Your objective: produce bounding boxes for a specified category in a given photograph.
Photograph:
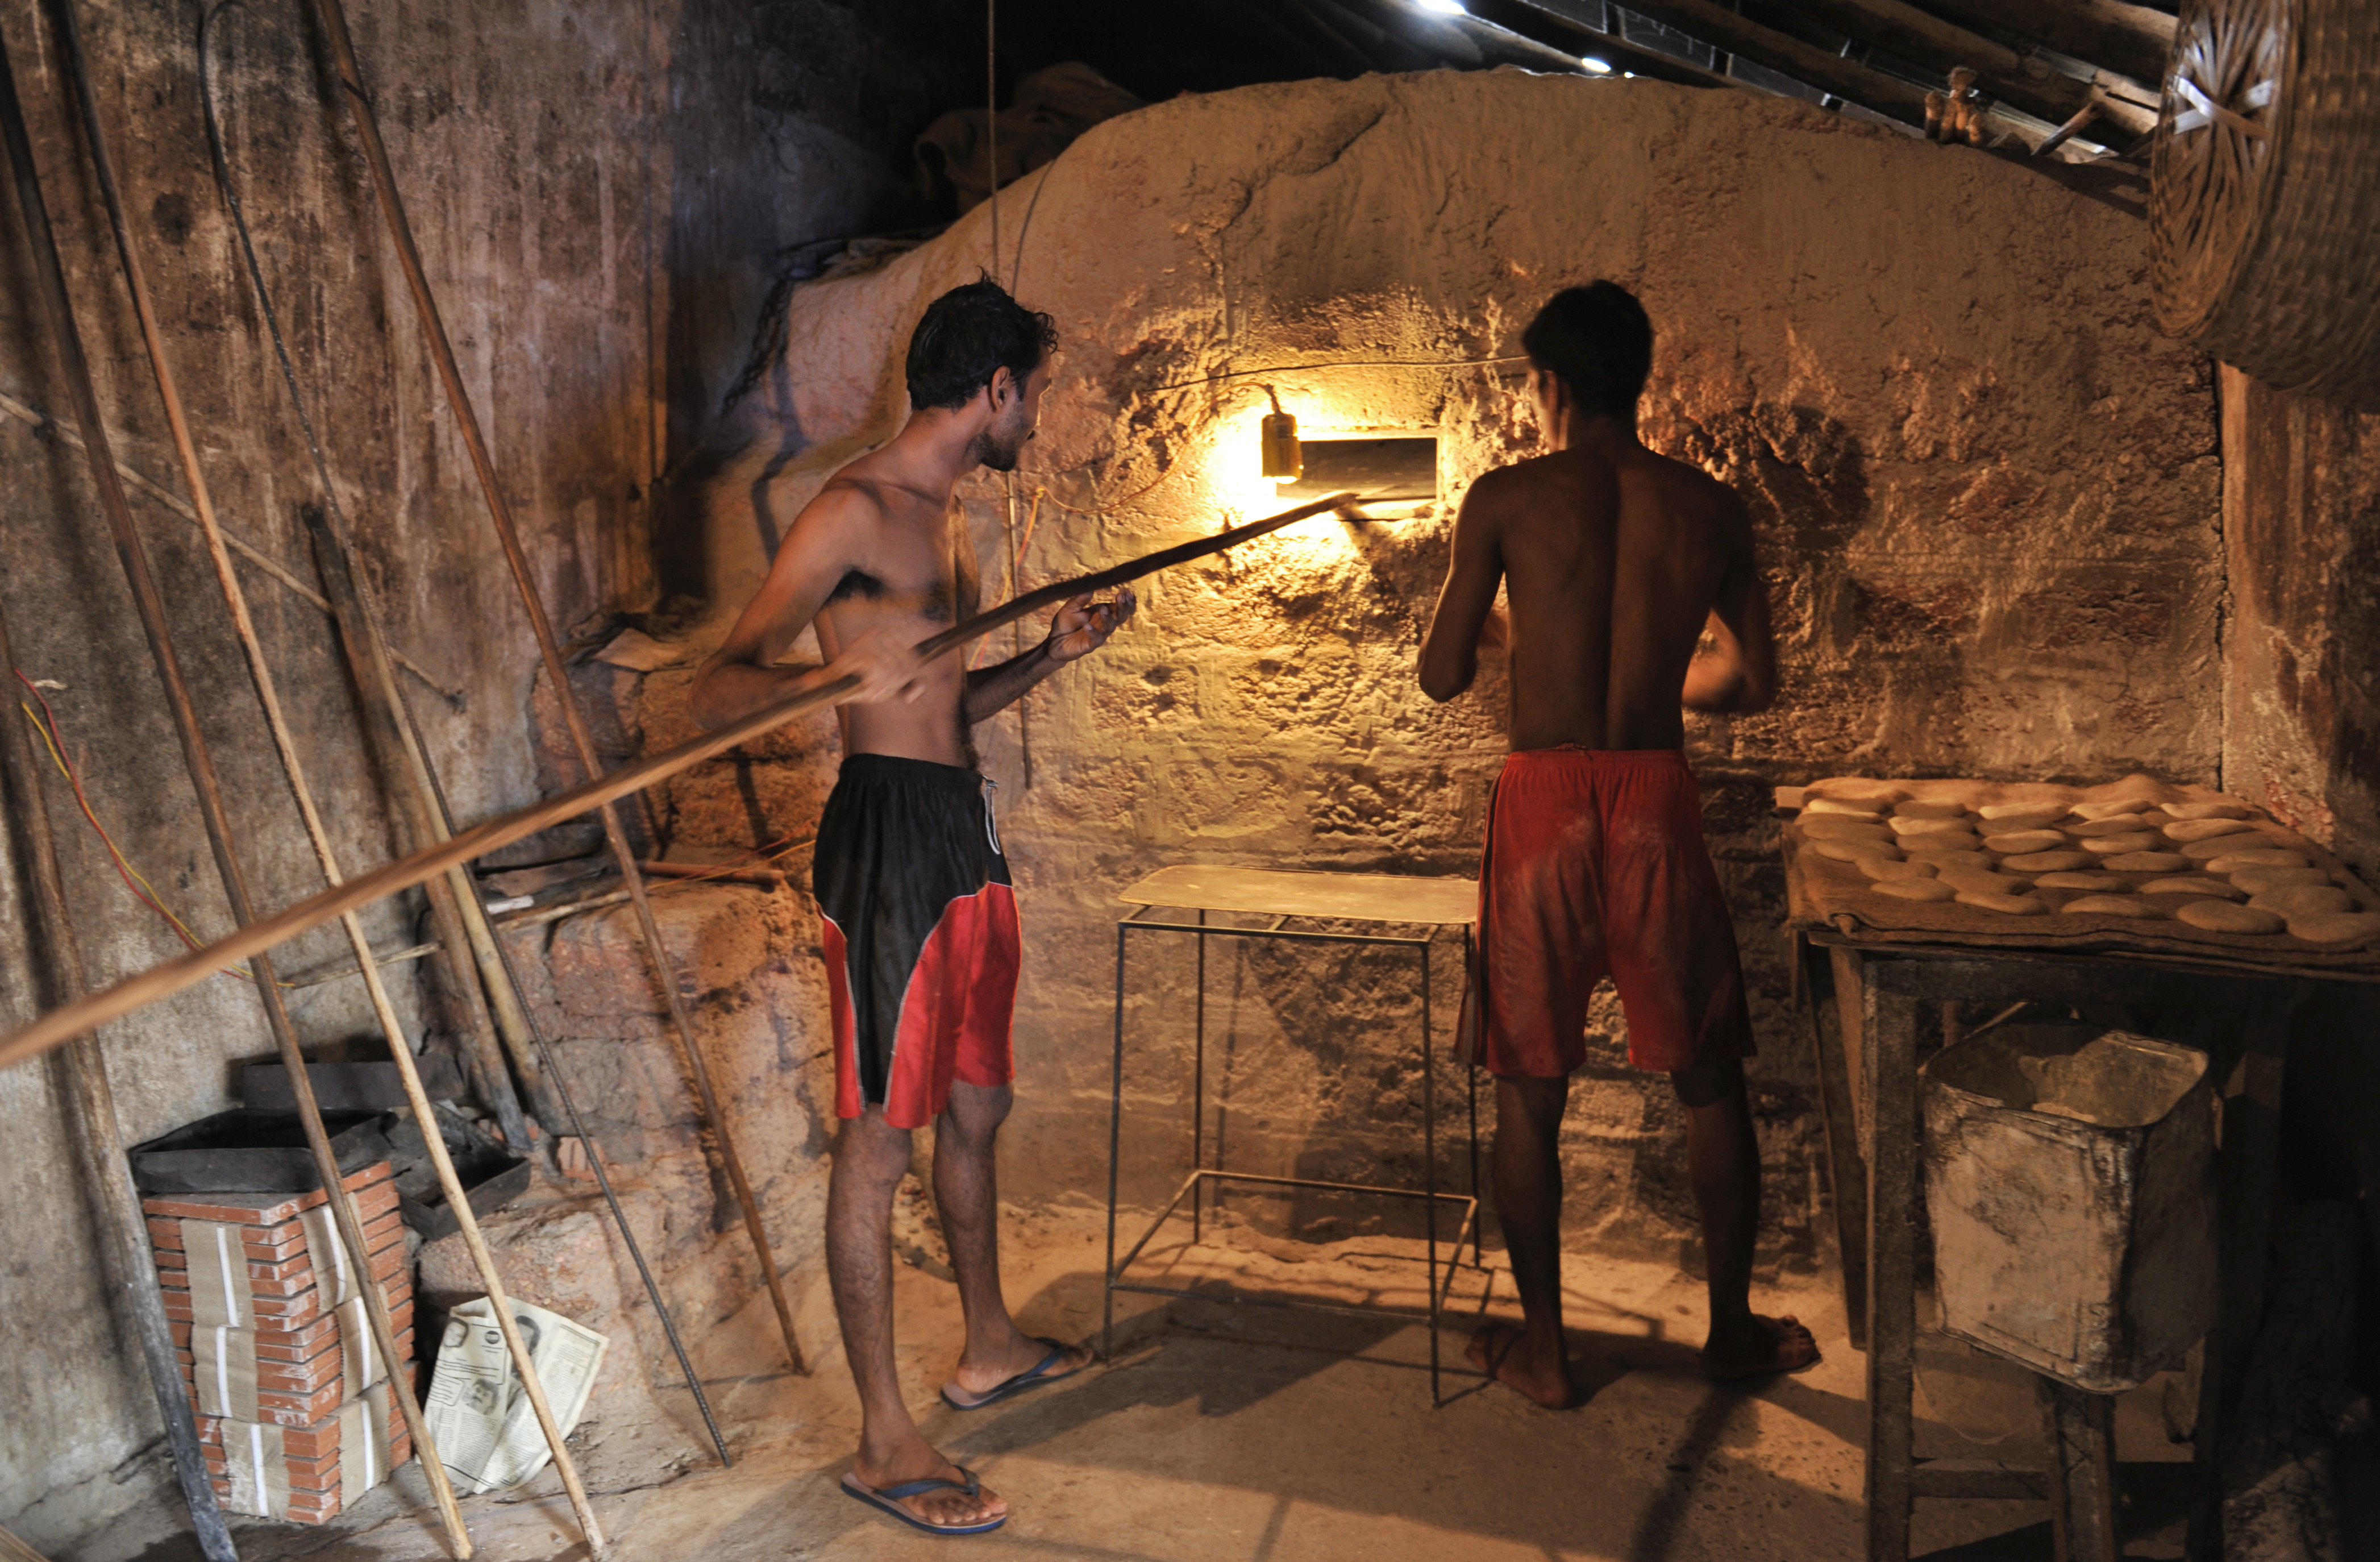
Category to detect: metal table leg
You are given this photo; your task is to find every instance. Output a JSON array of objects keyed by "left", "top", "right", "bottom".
[
  {"left": 2039, "top": 1377, "right": 2122, "bottom": 1562},
  {"left": 1103, "top": 920, "right": 1129, "bottom": 1361},
  {"left": 1424, "top": 940, "right": 1439, "bottom": 1403},
  {"left": 1863, "top": 969, "right": 1921, "bottom": 1561}
]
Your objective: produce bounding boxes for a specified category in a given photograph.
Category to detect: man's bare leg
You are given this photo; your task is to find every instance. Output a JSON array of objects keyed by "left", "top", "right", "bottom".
[
  {"left": 1468, "top": 1073, "right": 1578, "bottom": 1407},
  {"left": 934, "top": 1081, "right": 1092, "bottom": 1396},
  {"left": 827, "top": 1108, "right": 1005, "bottom": 1528},
  {"left": 1671, "top": 1055, "right": 1819, "bottom": 1378}
]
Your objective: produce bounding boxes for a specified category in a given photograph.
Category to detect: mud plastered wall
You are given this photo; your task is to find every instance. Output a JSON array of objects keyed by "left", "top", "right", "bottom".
[
  {"left": 655, "top": 71, "right": 2218, "bottom": 1268},
  {"left": 0, "top": 0, "right": 972, "bottom": 1544}
]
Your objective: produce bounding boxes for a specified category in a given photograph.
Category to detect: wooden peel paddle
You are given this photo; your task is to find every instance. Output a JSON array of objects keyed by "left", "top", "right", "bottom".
[{"left": 0, "top": 493, "right": 1363, "bottom": 1075}]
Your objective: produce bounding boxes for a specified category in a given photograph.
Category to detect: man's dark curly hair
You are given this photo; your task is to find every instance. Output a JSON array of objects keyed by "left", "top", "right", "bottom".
[
  {"left": 1521, "top": 281, "right": 1653, "bottom": 419},
  {"left": 905, "top": 275, "right": 1059, "bottom": 411}
]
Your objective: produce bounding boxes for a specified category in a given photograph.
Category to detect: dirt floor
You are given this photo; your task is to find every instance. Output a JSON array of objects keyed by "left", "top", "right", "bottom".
[{"left": 67, "top": 1204, "right": 2198, "bottom": 1562}]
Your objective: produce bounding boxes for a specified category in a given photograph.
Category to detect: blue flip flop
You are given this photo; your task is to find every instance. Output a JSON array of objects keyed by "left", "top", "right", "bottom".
[
  {"left": 841, "top": 1468, "right": 1006, "bottom": 1536},
  {"left": 939, "top": 1337, "right": 1084, "bottom": 1411}
]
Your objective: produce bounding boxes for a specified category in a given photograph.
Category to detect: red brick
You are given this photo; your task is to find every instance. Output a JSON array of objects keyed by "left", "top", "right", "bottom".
[{"left": 142, "top": 1164, "right": 394, "bottom": 1225}]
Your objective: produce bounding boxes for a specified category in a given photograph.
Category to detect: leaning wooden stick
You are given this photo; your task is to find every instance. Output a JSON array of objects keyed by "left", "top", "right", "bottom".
[
  {"left": 0, "top": 492, "right": 1359, "bottom": 1074},
  {"left": 0, "top": 34, "right": 473, "bottom": 1557},
  {"left": 48, "top": 0, "right": 603, "bottom": 1544},
  {"left": 306, "top": 0, "right": 801, "bottom": 1369}
]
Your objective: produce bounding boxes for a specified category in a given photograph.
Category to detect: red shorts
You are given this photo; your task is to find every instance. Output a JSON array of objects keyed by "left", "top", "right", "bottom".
[{"left": 1461, "top": 747, "right": 1754, "bottom": 1077}]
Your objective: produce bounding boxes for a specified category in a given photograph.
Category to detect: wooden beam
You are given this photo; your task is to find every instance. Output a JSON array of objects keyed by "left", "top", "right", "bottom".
[
  {"left": 1470, "top": 0, "right": 1749, "bottom": 92},
  {"left": 1780, "top": 0, "right": 2154, "bottom": 136},
  {"left": 1923, "top": 0, "right": 2174, "bottom": 92},
  {"left": 1597, "top": 0, "right": 1933, "bottom": 126}
]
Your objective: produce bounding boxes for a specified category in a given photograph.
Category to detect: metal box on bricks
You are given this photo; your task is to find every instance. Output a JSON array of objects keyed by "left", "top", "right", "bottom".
[{"left": 1920, "top": 1024, "right": 2219, "bottom": 1392}]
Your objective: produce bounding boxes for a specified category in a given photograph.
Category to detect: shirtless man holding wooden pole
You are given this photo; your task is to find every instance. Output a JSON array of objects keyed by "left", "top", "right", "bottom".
[
  {"left": 692, "top": 278, "right": 1133, "bottom": 1534},
  {"left": 1420, "top": 281, "right": 1819, "bottom": 1407}
]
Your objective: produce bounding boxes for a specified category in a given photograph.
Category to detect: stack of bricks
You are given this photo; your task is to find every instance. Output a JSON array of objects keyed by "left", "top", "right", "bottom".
[{"left": 147, "top": 1162, "right": 417, "bottom": 1524}]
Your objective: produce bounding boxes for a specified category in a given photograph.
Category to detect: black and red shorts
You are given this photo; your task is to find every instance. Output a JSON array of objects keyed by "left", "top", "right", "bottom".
[{"left": 813, "top": 755, "right": 1020, "bottom": 1129}]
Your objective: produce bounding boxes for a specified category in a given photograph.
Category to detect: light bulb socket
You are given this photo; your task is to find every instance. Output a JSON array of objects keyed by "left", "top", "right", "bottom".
[{"left": 1260, "top": 411, "right": 1302, "bottom": 479}]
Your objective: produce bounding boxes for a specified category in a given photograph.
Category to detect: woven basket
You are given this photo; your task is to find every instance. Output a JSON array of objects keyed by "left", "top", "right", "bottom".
[{"left": 2150, "top": 0, "right": 2380, "bottom": 406}]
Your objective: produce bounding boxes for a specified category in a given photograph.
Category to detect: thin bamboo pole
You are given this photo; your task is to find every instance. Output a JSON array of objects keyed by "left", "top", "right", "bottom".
[
  {"left": 39, "top": 1, "right": 602, "bottom": 1545},
  {"left": 0, "top": 559, "right": 236, "bottom": 1562},
  {"left": 305, "top": 0, "right": 785, "bottom": 1368},
  {"left": 0, "top": 492, "right": 1357, "bottom": 1072},
  {"left": 0, "top": 32, "right": 473, "bottom": 1557}
]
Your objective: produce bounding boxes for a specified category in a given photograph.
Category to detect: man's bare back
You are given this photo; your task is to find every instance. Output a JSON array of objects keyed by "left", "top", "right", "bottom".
[{"left": 1419, "top": 426, "right": 1773, "bottom": 745}]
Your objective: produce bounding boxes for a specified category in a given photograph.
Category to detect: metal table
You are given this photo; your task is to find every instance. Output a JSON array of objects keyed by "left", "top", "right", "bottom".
[
  {"left": 1798, "top": 931, "right": 2364, "bottom": 1561},
  {"left": 1100, "top": 866, "right": 1486, "bottom": 1401}
]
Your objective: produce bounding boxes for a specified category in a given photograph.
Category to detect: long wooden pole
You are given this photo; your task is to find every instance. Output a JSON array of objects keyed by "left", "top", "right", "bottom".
[
  {"left": 0, "top": 33, "right": 473, "bottom": 1557},
  {"left": 0, "top": 493, "right": 1359, "bottom": 1073},
  {"left": 39, "top": 1, "right": 602, "bottom": 1545},
  {"left": 303, "top": 0, "right": 800, "bottom": 1368},
  {"left": 0, "top": 563, "right": 236, "bottom": 1562}
]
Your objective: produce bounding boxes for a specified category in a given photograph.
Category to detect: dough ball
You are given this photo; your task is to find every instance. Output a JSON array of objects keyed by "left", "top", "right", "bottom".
[
  {"left": 2162, "top": 799, "right": 2253, "bottom": 820},
  {"left": 2099, "top": 851, "right": 2190, "bottom": 873},
  {"left": 1888, "top": 816, "right": 1978, "bottom": 840},
  {"left": 1978, "top": 802, "right": 2073, "bottom": 828},
  {"left": 1939, "top": 869, "right": 2032, "bottom": 894},
  {"left": 2139, "top": 876, "right": 2243, "bottom": 899},
  {"left": 2073, "top": 818, "right": 2162, "bottom": 840},
  {"left": 1873, "top": 878, "right": 1958, "bottom": 903},
  {"left": 1813, "top": 837, "right": 1899, "bottom": 863},
  {"left": 2206, "top": 849, "right": 2314, "bottom": 873},
  {"left": 2036, "top": 872, "right": 2127, "bottom": 891},
  {"left": 2287, "top": 912, "right": 2380, "bottom": 948},
  {"left": 2071, "top": 799, "right": 2160, "bottom": 820},
  {"left": 1805, "top": 796, "right": 1887, "bottom": 817},
  {"left": 1801, "top": 817, "right": 1894, "bottom": 843},
  {"left": 2059, "top": 894, "right": 2167, "bottom": 918},
  {"left": 2248, "top": 884, "right": 2354, "bottom": 917},
  {"left": 2162, "top": 817, "right": 2257, "bottom": 844},
  {"left": 2002, "top": 850, "right": 2096, "bottom": 872},
  {"left": 1954, "top": 889, "right": 2048, "bottom": 916},
  {"left": 1892, "top": 797, "right": 1971, "bottom": 821},
  {"left": 1908, "top": 848, "right": 1990, "bottom": 870},
  {"left": 2229, "top": 866, "right": 2331, "bottom": 895},
  {"left": 2177, "top": 900, "right": 2286, "bottom": 936},
  {"left": 1860, "top": 857, "right": 1937, "bottom": 882},
  {"left": 2182, "top": 833, "right": 2282, "bottom": 861},
  {"left": 1983, "top": 830, "right": 2067, "bottom": 854},
  {"left": 1812, "top": 779, "right": 1905, "bottom": 805},
  {"left": 2081, "top": 832, "right": 2162, "bottom": 854}
]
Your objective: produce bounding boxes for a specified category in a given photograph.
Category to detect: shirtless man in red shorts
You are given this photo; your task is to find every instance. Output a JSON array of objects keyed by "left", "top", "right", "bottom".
[
  {"left": 1420, "top": 281, "right": 1818, "bottom": 1407},
  {"left": 691, "top": 278, "right": 1134, "bottom": 1532}
]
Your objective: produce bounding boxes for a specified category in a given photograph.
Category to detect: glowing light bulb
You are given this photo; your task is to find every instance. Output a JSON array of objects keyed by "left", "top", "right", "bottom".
[
  {"left": 1580, "top": 56, "right": 1614, "bottom": 74},
  {"left": 1416, "top": 0, "right": 1466, "bottom": 13}
]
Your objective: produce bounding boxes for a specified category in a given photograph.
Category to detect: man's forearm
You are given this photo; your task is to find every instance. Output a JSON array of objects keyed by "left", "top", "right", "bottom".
[
  {"left": 689, "top": 658, "right": 831, "bottom": 732},
  {"left": 963, "top": 640, "right": 1062, "bottom": 724}
]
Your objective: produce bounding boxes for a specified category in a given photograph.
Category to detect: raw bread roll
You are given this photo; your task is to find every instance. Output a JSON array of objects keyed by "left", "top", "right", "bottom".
[
  {"left": 1978, "top": 802, "right": 2072, "bottom": 828},
  {"left": 2072, "top": 799, "right": 2159, "bottom": 820},
  {"left": 2206, "top": 849, "right": 2313, "bottom": 873},
  {"left": 2248, "top": 884, "right": 2354, "bottom": 917},
  {"left": 2003, "top": 850, "right": 2096, "bottom": 872},
  {"left": 2073, "top": 817, "right": 2161, "bottom": 839},
  {"left": 2061, "top": 894, "right": 2166, "bottom": 917},
  {"left": 2162, "top": 800, "right": 2253, "bottom": 820},
  {"left": 1893, "top": 798, "right": 1971, "bottom": 820},
  {"left": 2177, "top": 900, "right": 2286, "bottom": 935},
  {"left": 1860, "top": 857, "right": 1938, "bottom": 881},
  {"left": 2037, "top": 872, "right": 2128, "bottom": 891},
  {"left": 2181, "top": 832, "right": 2286, "bottom": 860},
  {"left": 1955, "top": 889, "right": 2048, "bottom": 915},
  {"left": 1889, "top": 816, "right": 1977, "bottom": 839},
  {"left": 2100, "top": 851, "right": 2190, "bottom": 873},
  {"left": 1874, "top": 878, "right": 1958, "bottom": 903},
  {"left": 1939, "top": 869, "right": 2032, "bottom": 894},
  {"left": 1908, "top": 849, "right": 1990, "bottom": 871},
  {"left": 2229, "top": 866, "right": 2331, "bottom": 894},
  {"left": 1812, "top": 780, "right": 1905, "bottom": 805},
  {"left": 2162, "top": 817, "right": 2256, "bottom": 844},
  {"left": 1983, "top": 830, "right": 2066, "bottom": 854},
  {"left": 2140, "top": 876, "right": 2243, "bottom": 899},
  {"left": 2081, "top": 832, "right": 2162, "bottom": 854},
  {"left": 1814, "top": 838, "right": 1899, "bottom": 863},
  {"left": 1805, "top": 796, "right": 1887, "bottom": 816},
  {"left": 2286, "top": 911, "right": 2380, "bottom": 947},
  {"left": 1801, "top": 816, "right": 1892, "bottom": 842}
]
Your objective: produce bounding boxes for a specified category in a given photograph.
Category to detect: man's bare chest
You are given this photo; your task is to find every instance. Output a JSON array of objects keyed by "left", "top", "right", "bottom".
[{"left": 822, "top": 510, "right": 976, "bottom": 627}]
